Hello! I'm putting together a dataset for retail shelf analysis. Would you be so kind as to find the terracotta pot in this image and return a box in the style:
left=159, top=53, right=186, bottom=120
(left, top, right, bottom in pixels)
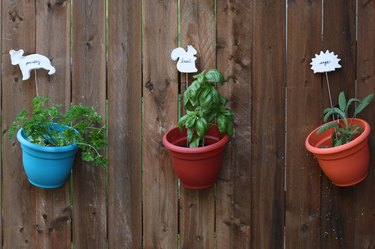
left=305, top=118, right=370, bottom=186
left=162, top=125, right=230, bottom=189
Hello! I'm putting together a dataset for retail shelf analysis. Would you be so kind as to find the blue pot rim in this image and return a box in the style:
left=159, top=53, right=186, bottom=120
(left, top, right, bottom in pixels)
left=17, top=126, right=78, bottom=153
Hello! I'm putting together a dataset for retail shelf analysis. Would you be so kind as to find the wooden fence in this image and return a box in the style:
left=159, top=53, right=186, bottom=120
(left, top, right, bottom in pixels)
left=0, top=0, right=375, bottom=248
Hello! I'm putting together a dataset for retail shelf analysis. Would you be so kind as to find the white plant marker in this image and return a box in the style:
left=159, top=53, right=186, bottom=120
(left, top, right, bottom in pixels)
left=310, top=50, right=342, bottom=138
left=310, top=50, right=341, bottom=74
left=171, top=45, right=199, bottom=147
left=171, top=45, right=198, bottom=73
left=9, top=49, right=56, bottom=81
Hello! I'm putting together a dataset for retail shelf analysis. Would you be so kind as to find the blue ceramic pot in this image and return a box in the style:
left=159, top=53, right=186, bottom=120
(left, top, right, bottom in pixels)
left=16, top=124, right=78, bottom=188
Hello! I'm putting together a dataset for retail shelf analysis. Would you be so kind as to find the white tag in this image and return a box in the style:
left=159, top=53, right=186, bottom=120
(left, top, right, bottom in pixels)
left=9, top=49, right=56, bottom=80
left=310, top=50, right=341, bottom=74
left=171, top=45, right=198, bottom=73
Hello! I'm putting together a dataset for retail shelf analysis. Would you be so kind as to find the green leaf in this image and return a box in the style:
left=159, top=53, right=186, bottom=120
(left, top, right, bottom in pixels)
left=323, top=109, right=335, bottom=122
left=195, top=117, right=208, bottom=138
left=199, top=87, right=213, bottom=108
left=222, top=107, right=235, bottom=117
left=205, top=69, right=224, bottom=84
left=193, top=71, right=206, bottom=83
left=178, top=114, right=189, bottom=130
left=332, top=107, right=348, bottom=121
left=316, top=122, right=339, bottom=135
left=189, top=136, right=200, bottom=148
left=338, top=91, right=346, bottom=112
left=354, top=93, right=374, bottom=117
left=336, top=127, right=351, bottom=135
left=217, top=114, right=228, bottom=134
left=185, top=115, right=196, bottom=128
left=334, top=137, right=343, bottom=147
left=345, top=98, right=361, bottom=112
left=187, top=128, right=194, bottom=144
left=226, top=121, right=234, bottom=137
left=323, top=107, right=331, bottom=115
left=183, top=89, right=191, bottom=106
left=220, top=96, right=228, bottom=105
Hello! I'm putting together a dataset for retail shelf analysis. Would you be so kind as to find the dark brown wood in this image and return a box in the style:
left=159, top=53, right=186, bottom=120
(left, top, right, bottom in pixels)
left=179, top=1, right=216, bottom=249
left=71, top=0, right=107, bottom=248
left=35, top=1, right=72, bottom=248
left=249, top=1, right=286, bottom=248
left=320, top=1, right=357, bottom=248
left=354, top=1, right=375, bottom=248
left=0, top=0, right=2, bottom=247
left=285, top=1, right=322, bottom=248
left=2, top=1, right=38, bottom=248
left=215, top=0, right=251, bottom=248
left=142, top=1, right=179, bottom=248
left=107, top=0, right=142, bottom=248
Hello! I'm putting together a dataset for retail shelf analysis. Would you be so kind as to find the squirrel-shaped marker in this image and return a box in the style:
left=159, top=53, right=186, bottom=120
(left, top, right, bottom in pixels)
left=171, top=45, right=198, bottom=73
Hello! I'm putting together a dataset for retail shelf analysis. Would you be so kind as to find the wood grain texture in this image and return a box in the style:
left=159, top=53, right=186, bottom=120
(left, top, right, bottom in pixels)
left=143, top=1, right=179, bottom=248
left=179, top=1, right=216, bottom=249
left=285, top=0, right=322, bottom=248
left=250, top=1, right=285, bottom=248
left=355, top=0, right=375, bottom=248
left=320, top=1, right=357, bottom=248
left=0, top=0, right=2, bottom=246
left=2, top=1, right=38, bottom=248
left=35, top=1, right=72, bottom=248
left=107, top=0, right=142, bottom=248
left=215, top=1, right=251, bottom=248
left=71, top=0, right=107, bottom=248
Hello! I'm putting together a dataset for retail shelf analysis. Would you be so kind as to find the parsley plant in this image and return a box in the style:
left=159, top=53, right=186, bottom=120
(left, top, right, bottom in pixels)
left=8, top=96, right=107, bottom=167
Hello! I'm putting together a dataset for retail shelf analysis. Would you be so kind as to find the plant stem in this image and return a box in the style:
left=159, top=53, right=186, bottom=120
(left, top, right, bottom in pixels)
left=34, top=70, right=39, bottom=97
left=325, top=72, right=335, bottom=116
left=76, top=142, right=101, bottom=157
left=325, top=72, right=338, bottom=141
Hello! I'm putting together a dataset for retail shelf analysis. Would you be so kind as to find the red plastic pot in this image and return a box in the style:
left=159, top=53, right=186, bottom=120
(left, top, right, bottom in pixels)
left=162, top=125, right=230, bottom=189
left=305, top=118, right=370, bottom=187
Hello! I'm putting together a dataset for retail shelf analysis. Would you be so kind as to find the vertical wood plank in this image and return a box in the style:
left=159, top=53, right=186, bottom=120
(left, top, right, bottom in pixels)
left=320, top=1, right=357, bottom=248
left=143, top=1, right=179, bottom=248
left=107, top=0, right=142, bottom=248
left=71, top=0, right=107, bottom=248
left=285, top=1, right=322, bottom=248
left=2, top=1, right=37, bottom=248
left=35, top=1, right=72, bottom=248
left=250, top=1, right=286, bottom=248
left=0, top=0, right=2, bottom=246
left=215, top=1, right=252, bottom=248
left=355, top=0, right=375, bottom=248
left=179, top=1, right=216, bottom=249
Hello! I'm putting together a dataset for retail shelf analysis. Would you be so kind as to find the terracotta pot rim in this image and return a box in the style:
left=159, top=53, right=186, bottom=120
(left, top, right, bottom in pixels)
left=305, top=118, right=370, bottom=155
left=162, top=126, right=230, bottom=154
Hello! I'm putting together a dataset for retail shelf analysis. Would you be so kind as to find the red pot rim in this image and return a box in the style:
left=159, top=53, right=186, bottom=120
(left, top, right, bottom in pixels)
left=305, top=118, right=370, bottom=155
left=162, top=126, right=230, bottom=154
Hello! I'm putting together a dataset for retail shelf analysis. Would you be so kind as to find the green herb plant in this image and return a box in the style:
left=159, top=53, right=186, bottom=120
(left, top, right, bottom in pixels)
left=317, top=91, right=374, bottom=147
left=8, top=96, right=107, bottom=167
left=178, top=69, right=235, bottom=148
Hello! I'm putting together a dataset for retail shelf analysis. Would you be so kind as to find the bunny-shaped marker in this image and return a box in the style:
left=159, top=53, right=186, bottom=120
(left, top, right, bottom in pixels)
left=9, top=49, right=56, bottom=80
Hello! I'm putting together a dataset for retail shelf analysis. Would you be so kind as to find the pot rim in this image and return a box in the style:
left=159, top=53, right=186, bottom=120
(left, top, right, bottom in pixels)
left=305, top=118, right=370, bottom=155
left=162, top=126, right=230, bottom=154
left=17, top=127, right=77, bottom=153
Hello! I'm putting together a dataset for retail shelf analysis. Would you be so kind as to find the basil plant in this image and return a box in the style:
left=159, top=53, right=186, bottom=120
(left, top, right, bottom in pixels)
left=178, top=69, right=235, bottom=148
